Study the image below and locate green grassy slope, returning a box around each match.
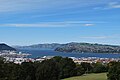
[63,73,107,80]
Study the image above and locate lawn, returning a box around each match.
[63,73,107,80]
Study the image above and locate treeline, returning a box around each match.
[0,56,110,80]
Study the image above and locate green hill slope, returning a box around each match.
[63,73,107,80]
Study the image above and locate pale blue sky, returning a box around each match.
[0,0,120,45]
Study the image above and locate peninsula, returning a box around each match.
[15,42,120,53]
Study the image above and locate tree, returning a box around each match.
[0,57,6,80]
[75,64,85,76]
[36,59,60,80]
[20,62,36,80]
[93,62,107,73]
[107,62,120,80]
[81,62,93,73]
[52,56,77,79]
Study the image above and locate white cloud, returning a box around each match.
[0,21,99,27]
[94,1,120,10]
[83,24,94,26]
[107,2,120,9]
[0,23,66,27]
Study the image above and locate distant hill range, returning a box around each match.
[14,43,62,49]
[0,43,16,51]
[55,42,120,53]
[14,42,120,53]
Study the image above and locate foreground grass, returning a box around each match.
[63,73,107,80]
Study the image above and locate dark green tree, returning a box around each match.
[52,56,77,79]
[36,59,60,80]
[93,62,107,73]
[75,64,85,76]
[0,57,6,80]
[20,62,36,80]
[107,62,120,80]
[81,62,93,73]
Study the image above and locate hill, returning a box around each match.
[14,42,120,53]
[15,43,61,49]
[0,43,16,51]
[55,42,120,53]
[63,73,107,80]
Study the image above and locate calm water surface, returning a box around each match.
[18,49,120,58]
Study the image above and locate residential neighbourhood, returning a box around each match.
[0,50,119,64]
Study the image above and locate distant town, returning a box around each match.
[0,43,120,64]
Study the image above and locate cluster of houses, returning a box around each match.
[0,50,120,64]
[0,50,32,64]
[35,56,120,64]
[69,57,120,64]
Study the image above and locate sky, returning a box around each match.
[0,0,120,46]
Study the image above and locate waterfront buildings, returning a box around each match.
[0,50,120,64]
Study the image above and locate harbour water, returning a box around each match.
[18,49,120,58]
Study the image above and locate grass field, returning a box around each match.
[63,73,107,80]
